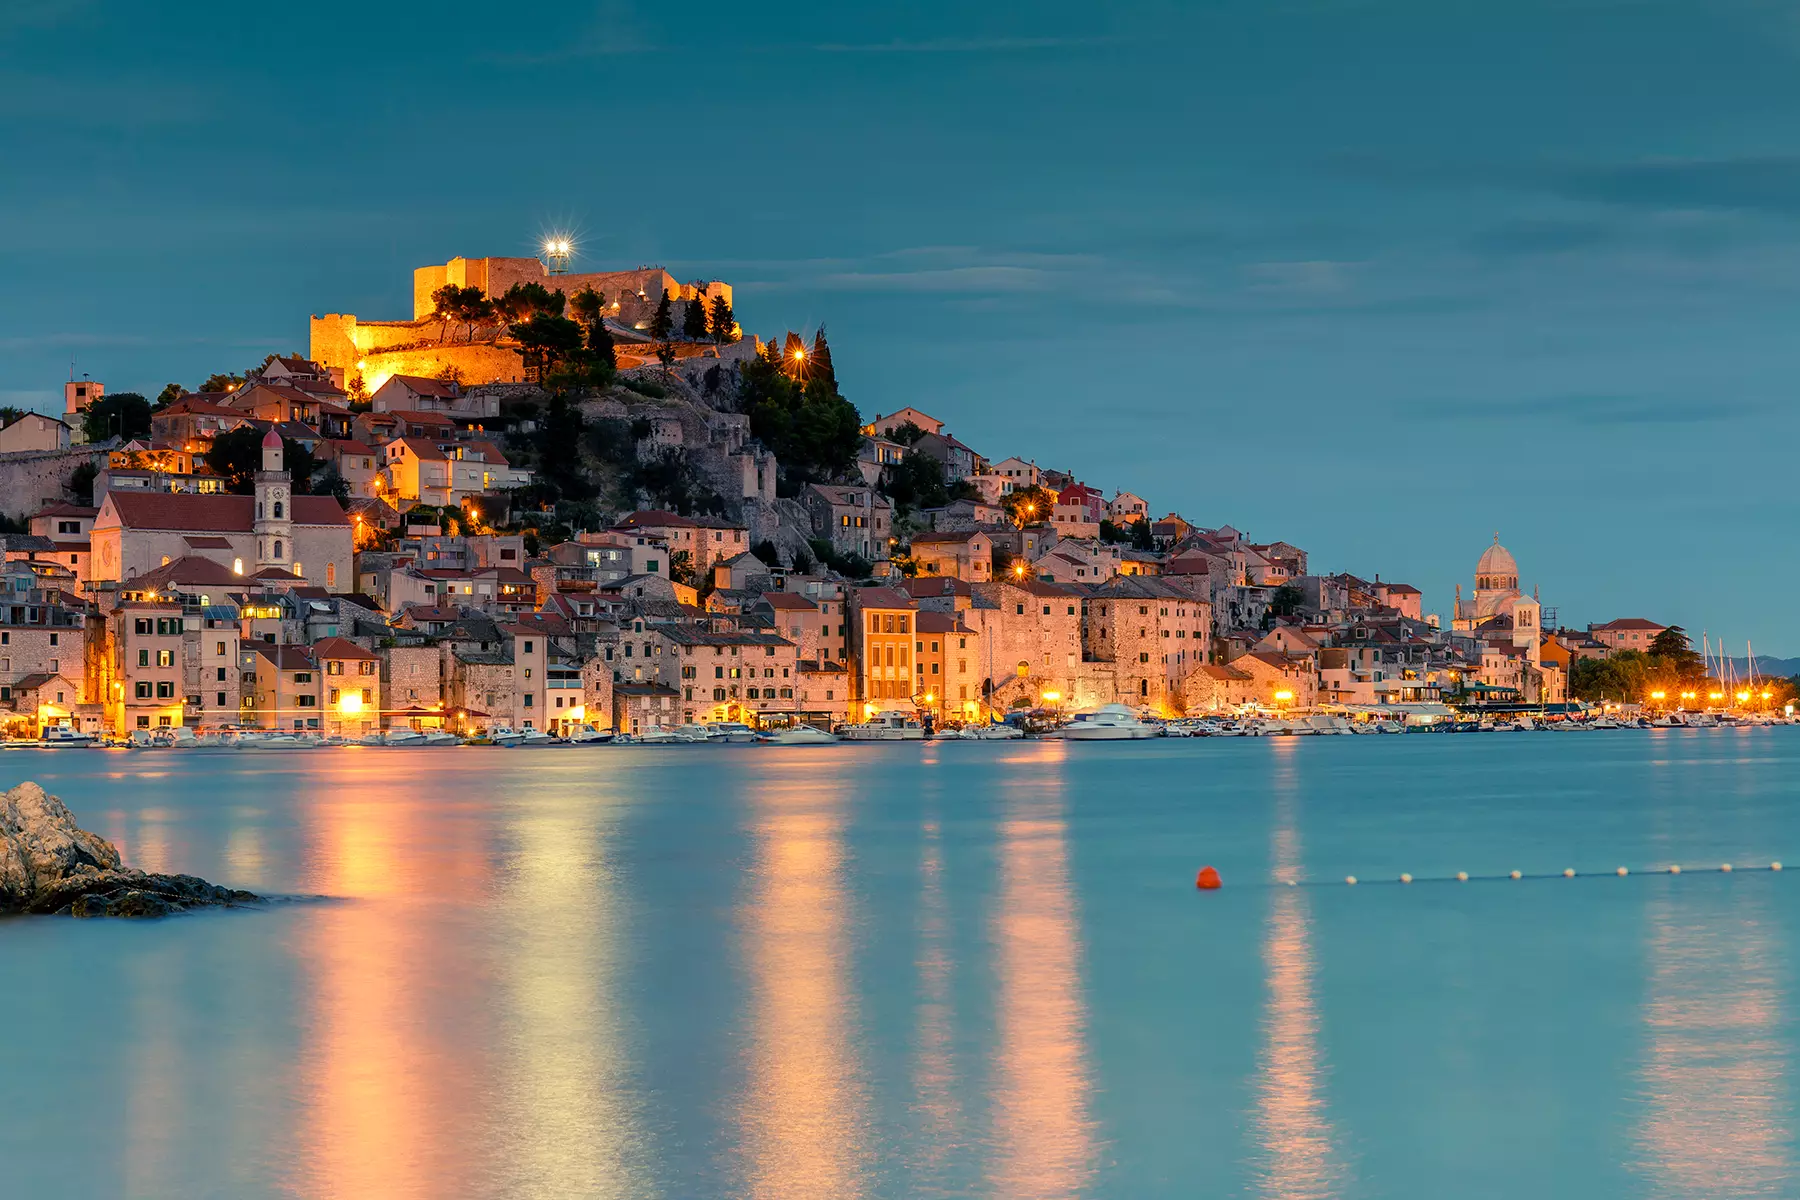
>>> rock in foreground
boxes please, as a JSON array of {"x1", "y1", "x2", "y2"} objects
[{"x1": 0, "y1": 781, "x2": 259, "y2": 918}]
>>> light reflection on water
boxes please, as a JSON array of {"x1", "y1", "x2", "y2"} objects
[
  {"x1": 987, "y1": 741, "x2": 1096, "y2": 1198},
  {"x1": 734, "y1": 758, "x2": 872, "y2": 1199},
  {"x1": 1, "y1": 737, "x2": 1798, "y2": 1198},
  {"x1": 1635, "y1": 883, "x2": 1792, "y2": 1196},
  {"x1": 1252, "y1": 743, "x2": 1349, "y2": 1199}
]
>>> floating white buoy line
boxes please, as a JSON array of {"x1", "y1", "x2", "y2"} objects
[{"x1": 1322, "y1": 862, "x2": 1785, "y2": 886}]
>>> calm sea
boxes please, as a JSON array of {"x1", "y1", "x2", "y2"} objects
[{"x1": 2, "y1": 732, "x2": 1796, "y2": 1199}]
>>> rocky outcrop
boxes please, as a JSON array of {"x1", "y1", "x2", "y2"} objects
[{"x1": 0, "y1": 782, "x2": 259, "y2": 918}]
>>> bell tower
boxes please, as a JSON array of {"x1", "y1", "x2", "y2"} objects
[{"x1": 254, "y1": 429, "x2": 294, "y2": 574}]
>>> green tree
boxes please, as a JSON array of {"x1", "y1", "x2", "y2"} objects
[
  {"x1": 68, "y1": 462, "x2": 97, "y2": 506},
  {"x1": 886, "y1": 420, "x2": 928, "y2": 446},
  {"x1": 512, "y1": 314, "x2": 586, "y2": 381},
  {"x1": 1002, "y1": 484, "x2": 1055, "y2": 526},
  {"x1": 1098, "y1": 519, "x2": 1126, "y2": 544},
  {"x1": 648, "y1": 289, "x2": 673, "y2": 340},
  {"x1": 1129, "y1": 516, "x2": 1156, "y2": 550},
  {"x1": 569, "y1": 287, "x2": 606, "y2": 329},
  {"x1": 535, "y1": 392, "x2": 592, "y2": 500},
  {"x1": 154, "y1": 383, "x2": 185, "y2": 409},
  {"x1": 496, "y1": 282, "x2": 565, "y2": 326},
  {"x1": 709, "y1": 294, "x2": 737, "y2": 343},
  {"x1": 203, "y1": 426, "x2": 320, "y2": 494},
  {"x1": 655, "y1": 341, "x2": 676, "y2": 371},
  {"x1": 83, "y1": 392, "x2": 151, "y2": 443},
  {"x1": 199, "y1": 372, "x2": 246, "y2": 393},
  {"x1": 809, "y1": 327, "x2": 838, "y2": 393},
  {"x1": 737, "y1": 341, "x2": 862, "y2": 487},
  {"x1": 880, "y1": 453, "x2": 949, "y2": 514},
  {"x1": 588, "y1": 319, "x2": 617, "y2": 372},
  {"x1": 682, "y1": 292, "x2": 710, "y2": 339},
  {"x1": 1650, "y1": 626, "x2": 1704, "y2": 674}
]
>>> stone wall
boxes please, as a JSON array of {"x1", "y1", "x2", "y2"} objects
[{"x1": 0, "y1": 447, "x2": 107, "y2": 518}]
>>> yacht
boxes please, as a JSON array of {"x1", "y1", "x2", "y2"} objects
[
  {"x1": 956, "y1": 722, "x2": 1024, "y2": 741},
  {"x1": 635, "y1": 726, "x2": 681, "y2": 744},
  {"x1": 517, "y1": 727, "x2": 559, "y2": 747},
  {"x1": 764, "y1": 724, "x2": 839, "y2": 746},
  {"x1": 487, "y1": 727, "x2": 527, "y2": 747},
  {"x1": 1059, "y1": 704, "x2": 1157, "y2": 741},
  {"x1": 565, "y1": 724, "x2": 615, "y2": 744},
  {"x1": 840, "y1": 711, "x2": 926, "y2": 741},
  {"x1": 671, "y1": 723, "x2": 720, "y2": 743},
  {"x1": 39, "y1": 727, "x2": 97, "y2": 749},
  {"x1": 420, "y1": 730, "x2": 463, "y2": 746},
  {"x1": 238, "y1": 731, "x2": 309, "y2": 749},
  {"x1": 707, "y1": 722, "x2": 760, "y2": 743},
  {"x1": 383, "y1": 729, "x2": 428, "y2": 747}
]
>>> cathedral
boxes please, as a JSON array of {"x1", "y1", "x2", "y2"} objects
[{"x1": 1453, "y1": 534, "x2": 1542, "y2": 665}]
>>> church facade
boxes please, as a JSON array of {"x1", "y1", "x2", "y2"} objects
[
  {"x1": 90, "y1": 431, "x2": 353, "y2": 592},
  {"x1": 1453, "y1": 535, "x2": 1542, "y2": 665}
]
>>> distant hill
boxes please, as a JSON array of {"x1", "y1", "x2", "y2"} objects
[{"x1": 1724, "y1": 657, "x2": 1800, "y2": 679}]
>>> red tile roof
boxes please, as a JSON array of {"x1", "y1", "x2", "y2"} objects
[
  {"x1": 104, "y1": 492, "x2": 348, "y2": 531},
  {"x1": 312, "y1": 635, "x2": 377, "y2": 661}
]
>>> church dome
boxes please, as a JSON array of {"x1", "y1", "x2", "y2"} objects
[
  {"x1": 1474, "y1": 534, "x2": 1519, "y2": 594},
  {"x1": 1476, "y1": 539, "x2": 1516, "y2": 579}
]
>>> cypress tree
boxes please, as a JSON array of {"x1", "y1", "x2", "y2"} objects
[
  {"x1": 709, "y1": 294, "x2": 736, "y2": 343},
  {"x1": 649, "y1": 289, "x2": 673, "y2": 340},
  {"x1": 683, "y1": 292, "x2": 709, "y2": 339}
]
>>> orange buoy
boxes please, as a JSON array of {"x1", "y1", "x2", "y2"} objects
[{"x1": 1195, "y1": 866, "x2": 1222, "y2": 890}]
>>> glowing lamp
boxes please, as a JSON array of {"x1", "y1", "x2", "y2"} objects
[
  {"x1": 1738, "y1": 691, "x2": 1751, "y2": 703},
  {"x1": 1042, "y1": 690, "x2": 1061, "y2": 703},
  {"x1": 1275, "y1": 690, "x2": 1294, "y2": 702},
  {"x1": 338, "y1": 693, "x2": 363, "y2": 715},
  {"x1": 569, "y1": 705, "x2": 585, "y2": 721},
  {"x1": 1650, "y1": 691, "x2": 1666, "y2": 701}
]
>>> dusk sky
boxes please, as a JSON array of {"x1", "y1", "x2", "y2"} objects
[{"x1": 6, "y1": 0, "x2": 1799, "y2": 652}]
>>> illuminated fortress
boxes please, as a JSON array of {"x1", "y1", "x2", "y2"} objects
[{"x1": 310, "y1": 255, "x2": 733, "y2": 394}]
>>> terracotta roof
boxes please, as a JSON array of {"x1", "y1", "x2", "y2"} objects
[
  {"x1": 380, "y1": 375, "x2": 457, "y2": 397},
  {"x1": 103, "y1": 492, "x2": 349, "y2": 532},
  {"x1": 311, "y1": 635, "x2": 377, "y2": 661},
  {"x1": 613, "y1": 509, "x2": 698, "y2": 530},
  {"x1": 126, "y1": 556, "x2": 241, "y2": 590},
  {"x1": 915, "y1": 611, "x2": 972, "y2": 634},
  {"x1": 253, "y1": 644, "x2": 315, "y2": 670},
  {"x1": 853, "y1": 586, "x2": 915, "y2": 610},
  {"x1": 325, "y1": 438, "x2": 376, "y2": 457},
  {"x1": 183, "y1": 535, "x2": 234, "y2": 549},
  {"x1": 1592, "y1": 618, "x2": 1665, "y2": 632},
  {"x1": 28, "y1": 503, "x2": 96, "y2": 519},
  {"x1": 759, "y1": 592, "x2": 817, "y2": 610},
  {"x1": 1193, "y1": 663, "x2": 1253, "y2": 681},
  {"x1": 910, "y1": 530, "x2": 986, "y2": 545},
  {"x1": 247, "y1": 567, "x2": 304, "y2": 580}
]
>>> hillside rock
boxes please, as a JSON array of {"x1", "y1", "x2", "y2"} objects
[{"x1": 0, "y1": 781, "x2": 259, "y2": 918}]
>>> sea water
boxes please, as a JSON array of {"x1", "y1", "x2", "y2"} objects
[{"x1": 1, "y1": 731, "x2": 1795, "y2": 1198}]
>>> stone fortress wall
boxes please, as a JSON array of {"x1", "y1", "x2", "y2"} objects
[{"x1": 312, "y1": 256, "x2": 734, "y2": 391}]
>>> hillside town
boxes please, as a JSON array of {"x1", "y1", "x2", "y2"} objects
[{"x1": 0, "y1": 252, "x2": 1762, "y2": 742}]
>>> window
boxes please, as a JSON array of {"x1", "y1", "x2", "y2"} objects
[
  {"x1": 135, "y1": 682, "x2": 151, "y2": 699},
  {"x1": 1017, "y1": 661, "x2": 1029, "y2": 677},
  {"x1": 155, "y1": 681, "x2": 174, "y2": 699},
  {"x1": 273, "y1": 540, "x2": 283, "y2": 559},
  {"x1": 157, "y1": 650, "x2": 174, "y2": 667},
  {"x1": 523, "y1": 694, "x2": 533, "y2": 707},
  {"x1": 273, "y1": 500, "x2": 283, "y2": 519},
  {"x1": 138, "y1": 649, "x2": 149, "y2": 667},
  {"x1": 217, "y1": 692, "x2": 226, "y2": 707},
  {"x1": 294, "y1": 672, "x2": 312, "y2": 684},
  {"x1": 48, "y1": 633, "x2": 57, "y2": 647}
]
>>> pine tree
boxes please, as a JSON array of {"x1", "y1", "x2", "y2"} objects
[
  {"x1": 782, "y1": 331, "x2": 808, "y2": 378},
  {"x1": 809, "y1": 326, "x2": 837, "y2": 392},
  {"x1": 649, "y1": 290, "x2": 674, "y2": 340},
  {"x1": 709, "y1": 294, "x2": 736, "y2": 343},
  {"x1": 589, "y1": 320, "x2": 616, "y2": 371},
  {"x1": 682, "y1": 291, "x2": 709, "y2": 339}
]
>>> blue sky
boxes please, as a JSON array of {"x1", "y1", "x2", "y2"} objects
[{"x1": 5, "y1": 0, "x2": 1799, "y2": 652}]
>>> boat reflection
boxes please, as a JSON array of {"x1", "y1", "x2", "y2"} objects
[
  {"x1": 736, "y1": 760, "x2": 871, "y2": 1199},
  {"x1": 988, "y1": 742, "x2": 1095, "y2": 1198},
  {"x1": 1635, "y1": 883, "x2": 1790, "y2": 1195},
  {"x1": 1252, "y1": 753, "x2": 1350, "y2": 1199}
]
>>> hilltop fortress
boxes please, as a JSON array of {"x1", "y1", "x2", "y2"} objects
[{"x1": 311, "y1": 255, "x2": 735, "y2": 394}]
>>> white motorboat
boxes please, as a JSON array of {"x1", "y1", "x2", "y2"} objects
[
  {"x1": 960, "y1": 722, "x2": 1023, "y2": 740},
  {"x1": 1060, "y1": 703, "x2": 1157, "y2": 740},
  {"x1": 238, "y1": 732, "x2": 308, "y2": 749},
  {"x1": 39, "y1": 727, "x2": 97, "y2": 749},
  {"x1": 565, "y1": 724, "x2": 614, "y2": 744},
  {"x1": 764, "y1": 724, "x2": 839, "y2": 745},
  {"x1": 670, "y1": 723, "x2": 719, "y2": 743},
  {"x1": 487, "y1": 727, "x2": 527, "y2": 747},
  {"x1": 707, "y1": 722, "x2": 759, "y2": 743},
  {"x1": 420, "y1": 730, "x2": 462, "y2": 746},
  {"x1": 840, "y1": 710, "x2": 926, "y2": 741},
  {"x1": 517, "y1": 728, "x2": 559, "y2": 747},
  {"x1": 383, "y1": 729, "x2": 428, "y2": 747},
  {"x1": 635, "y1": 725, "x2": 680, "y2": 743}
]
